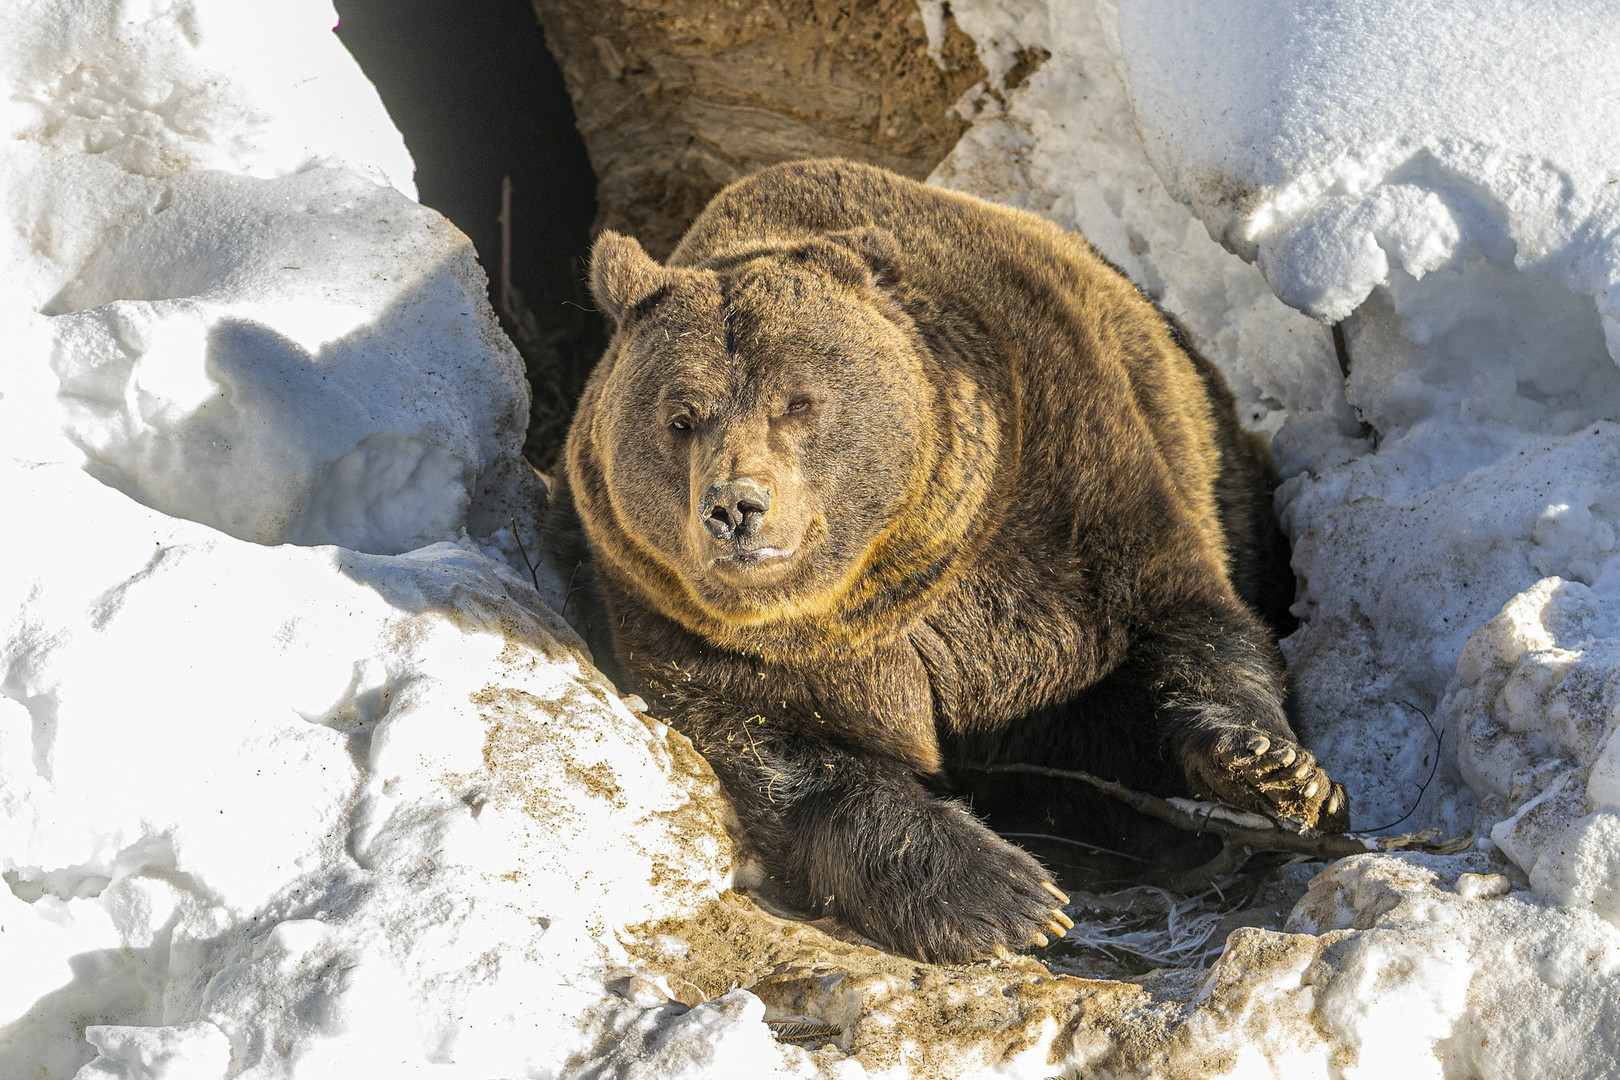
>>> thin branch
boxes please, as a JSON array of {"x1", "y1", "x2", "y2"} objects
[
  {"x1": 968, "y1": 762, "x2": 1470, "y2": 860},
  {"x1": 509, "y1": 516, "x2": 539, "y2": 591},
  {"x1": 997, "y1": 831, "x2": 1152, "y2": 863},
  {"x1": 1363, "y1": 699, "x2": 1443, "y2": 832},
  {"x1": 561, "y1": 560, "x2": 582, "y2": 621}
]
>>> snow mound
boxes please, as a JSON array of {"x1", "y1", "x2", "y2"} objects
[
  {"x1": 43, "y1": 164, "x2": 526, "y2": 554},
  {"x1": 1, "y1": 0, "x2": 524, "y2": 554},
  {"x1": 0, "y1": 460, "x2": 736, "y2": 1077},
  {"x1": 1104, "y1": 0, "x2": 1620, "y2": 335}
]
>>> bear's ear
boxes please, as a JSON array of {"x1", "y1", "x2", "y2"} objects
[
  {"x1": 800, "y1": 227, "x2": 902, "y2": 290},
  {"x1": 590, "y1": 231, "x2": 674, "y2": 325}
]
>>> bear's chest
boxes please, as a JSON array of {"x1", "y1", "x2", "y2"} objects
[{"x1": 906, "y1": 564, "x2": 1130, "y2": 737}]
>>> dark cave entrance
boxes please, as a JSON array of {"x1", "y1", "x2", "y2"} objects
[{"x1": 332, "y1": 0, "x2": 604, "y2": 471}]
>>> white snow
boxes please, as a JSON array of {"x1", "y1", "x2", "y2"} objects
[
  {"x1": 8, "y1": 0, "x2": 1620, "y2": 1075},
  {"x1": 1105, "y1": 0, "x2": 1620, "y2": 334},
  {"x1": 1, "y1": 0, "x2": 526, "y2": 557}
]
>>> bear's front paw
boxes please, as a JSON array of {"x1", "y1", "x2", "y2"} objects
[
  {"x1": 1181, "y1": 728, "x2": 1349, "y2": 832},
  {"x1": 828, "y1": 802, "x2": 1073, "y2": 965}
]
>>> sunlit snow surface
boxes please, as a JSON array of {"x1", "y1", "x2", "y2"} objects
[{"x1": 8, "y1": 0, "x2": 1620, "y2": 1076}]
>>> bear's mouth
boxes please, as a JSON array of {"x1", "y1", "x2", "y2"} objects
[
  {"x1": 694, "y1": 517, "x2": 823, "y2": 587},
  {"x1": 716, "y1": 544, "x2": 794, "y2": 565},
  {"x1": 710, "y1": 543, "x2": 797, "y2": 575}
]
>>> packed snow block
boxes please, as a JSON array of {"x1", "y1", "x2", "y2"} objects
[
  {"x1": 1274, "y1": 419, "x2": 1620, "y2": 822},
  {"x1": 2, "y1": 0, "x2": 527, "y2": 556},
  {"x1": 0, "y1": 462, "x2": 736, "y2": 1077},
  {"x1": 1286, "y1": 854, "x2": 1620, "y2": 1080},
  {"x1": 41, "y1": 165, "x2": 529, "y2": 554},
  {"x1": 1105, "y1": 0, "x2": 1620, "y2": 346},
  {"x1": 1445, "y1": 575, "x2": 1620, "y2": 926}
]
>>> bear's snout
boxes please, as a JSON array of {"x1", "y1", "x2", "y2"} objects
[{"x1": 699, "y1": 478, "x2": 772, "y2": 541}]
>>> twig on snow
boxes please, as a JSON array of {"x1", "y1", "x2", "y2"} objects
[
  {"x1": 509, "y1": 516, "x2": 540, "y2": 591},
  {"x1": 1363, "y1": 699, "x2": 1444, "y2": 833}
]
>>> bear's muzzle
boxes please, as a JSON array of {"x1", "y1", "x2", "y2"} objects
[{"x1": 699, "y1": 477, "x2": 772, "y2": 542}]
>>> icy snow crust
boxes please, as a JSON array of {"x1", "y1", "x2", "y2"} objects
[{"x1": 9, "y1": 0, "x2": 1620, "y2": 1076}]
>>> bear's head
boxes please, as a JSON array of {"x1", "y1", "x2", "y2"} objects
[{"x1": 568, "y1": 227, "x2": 995, "y2": 654}]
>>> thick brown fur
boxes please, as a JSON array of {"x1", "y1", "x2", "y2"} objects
[{"x1": 549, "y1": 159, "x2": 1346, "y2": 964}]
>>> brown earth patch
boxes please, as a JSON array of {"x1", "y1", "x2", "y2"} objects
[{"x1": 623, "y1": 889, "x2": 1202, "y2": 1077}]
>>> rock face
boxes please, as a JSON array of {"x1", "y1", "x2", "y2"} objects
[{"x1": 530, "y1": 0, "x2": 986, "y2": 257}]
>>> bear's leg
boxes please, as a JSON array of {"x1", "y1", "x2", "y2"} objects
[
  {"x1": 663, "y1": 684, "x2": 1074, "y2": 964},
  {"x1": 1174, "y1": 331, "x2": 1299, "y2": 638},
  {"x1": 959, "y1": 677, "x2": 1228, "y2": 868},
  {"x1": 968, "y1": 599, "x2": 1346, "y2": 835},
  {"x1": 1132, "y1": 602, "x2": 1347, "y2": 830}
]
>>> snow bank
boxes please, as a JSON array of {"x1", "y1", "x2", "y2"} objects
[
  {"x1": 1105, "y1": 0, "x2": 1620, "y2": 335},
  {"x1": 0, "y1": 460, "x2": 738, "y2": 1077}
]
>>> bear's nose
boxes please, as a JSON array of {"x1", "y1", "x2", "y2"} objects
[{"x1": 700, "y1": 478, "x2": 771, "y2": 541}]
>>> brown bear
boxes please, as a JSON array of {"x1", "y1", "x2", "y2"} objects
[{"x1": 549, "y1": 158, "x2": 1347, "y2": 964}]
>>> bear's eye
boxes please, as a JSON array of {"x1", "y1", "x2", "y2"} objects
[
  {"x1": 668, "y1": 416, "x2": 693, "y2": 433},
  {"x1": 784, "y1": 398, "x2": 812, "y2": 416}
]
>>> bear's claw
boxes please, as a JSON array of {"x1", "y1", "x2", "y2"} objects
[
  {"x1": 1034, "y1": 881, "x2": 1073, "y2": 947},
  {"x1": 1322, "y1": 781, "x2": 1349, "y2": 830},
  {"x1": 1185, "y1": 726, "x2": 1350, "y2": 832},
  {"x1": 1031, "y1": 883, "x2": 1073, "y2": 947}
]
